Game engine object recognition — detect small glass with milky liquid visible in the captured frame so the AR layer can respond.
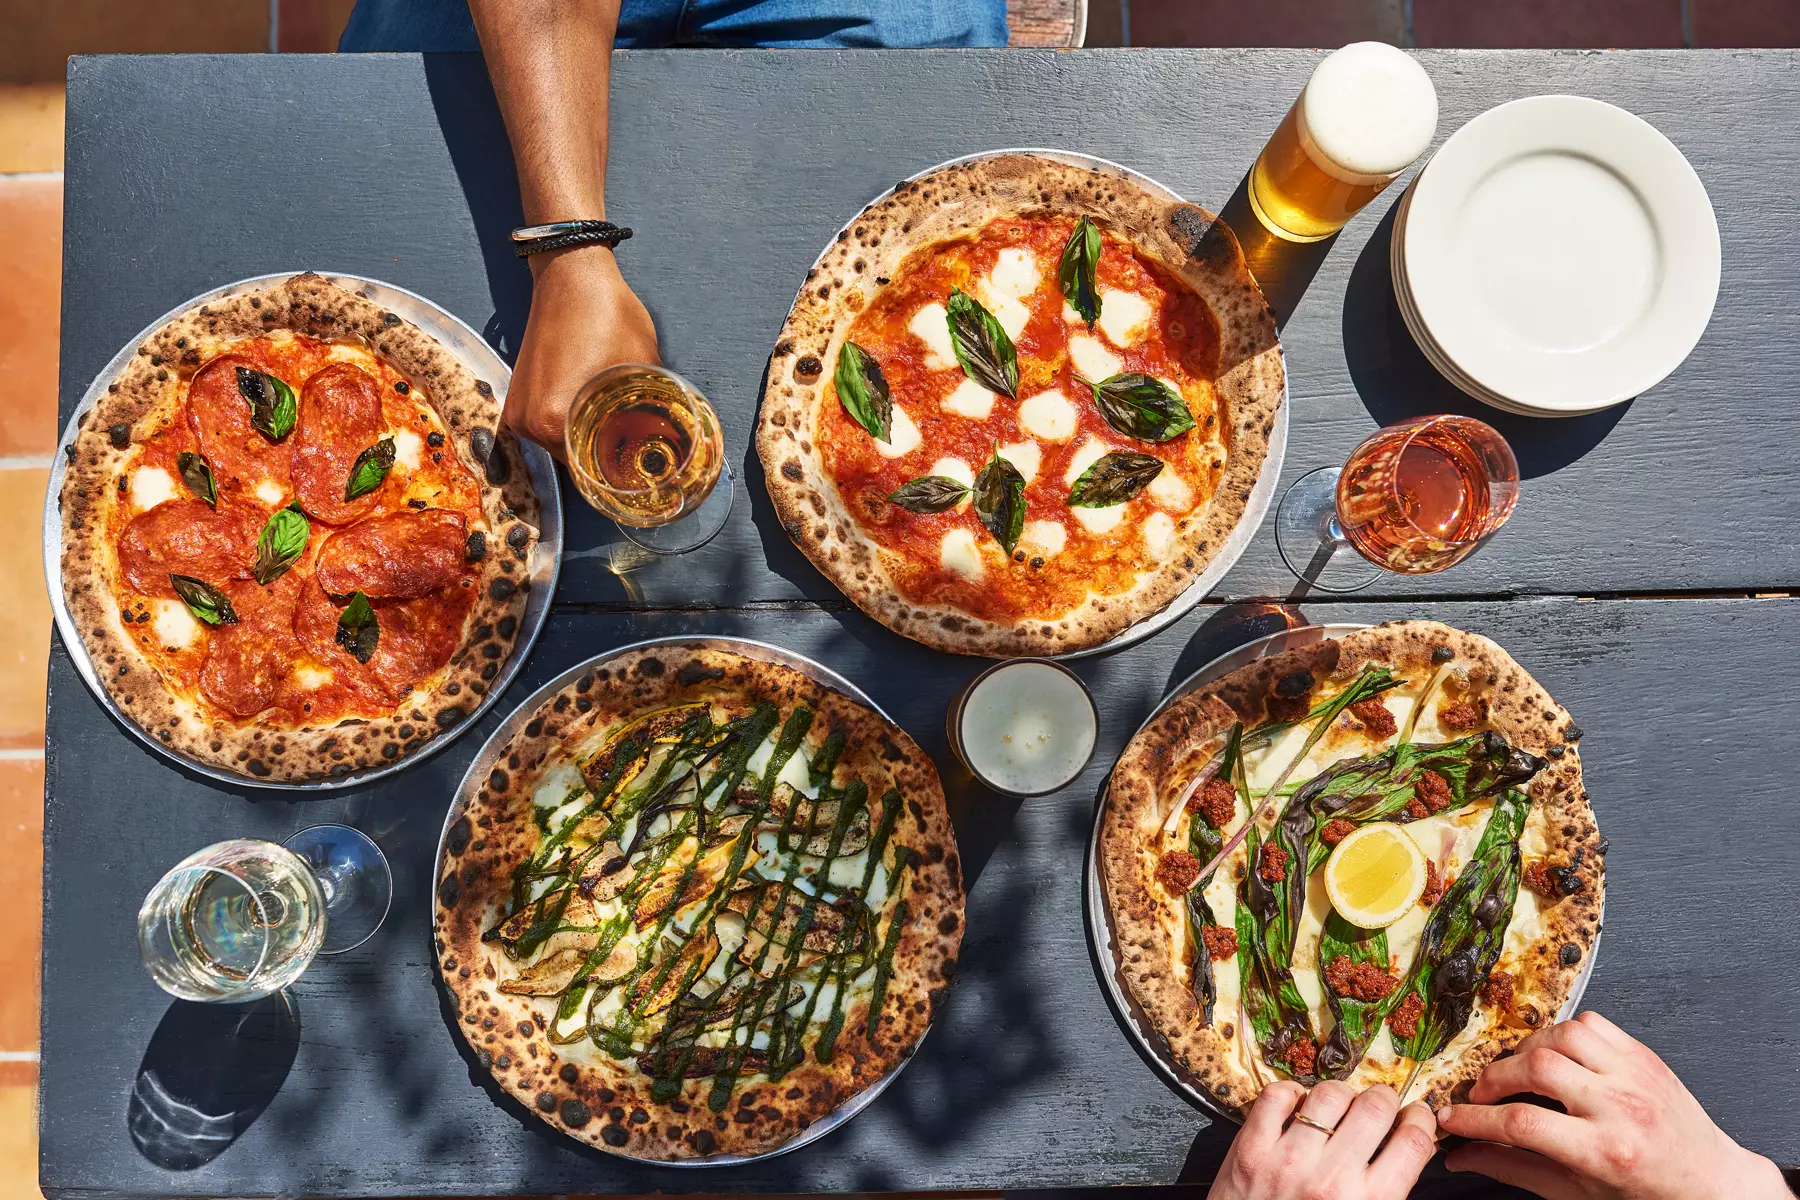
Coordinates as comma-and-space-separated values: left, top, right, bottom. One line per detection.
1248, 42, 1438, 243
565, 363, 736, 555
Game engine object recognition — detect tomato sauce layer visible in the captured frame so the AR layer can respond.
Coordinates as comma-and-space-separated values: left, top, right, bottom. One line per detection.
108, 333, 485, 727
818, 213, 1229, 623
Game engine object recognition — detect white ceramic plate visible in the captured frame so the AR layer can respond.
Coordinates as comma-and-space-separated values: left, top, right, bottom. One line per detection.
1400, 95, 1720, 415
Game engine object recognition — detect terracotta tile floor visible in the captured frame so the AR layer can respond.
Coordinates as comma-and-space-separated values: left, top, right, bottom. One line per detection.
2, 0, 1798, 1195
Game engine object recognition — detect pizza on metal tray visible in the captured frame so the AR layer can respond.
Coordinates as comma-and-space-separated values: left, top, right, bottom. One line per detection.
57, 273, 540, 783
758, 153, 1285, 656
434, 645, 964, 1161
1100, 621, 1604, 1114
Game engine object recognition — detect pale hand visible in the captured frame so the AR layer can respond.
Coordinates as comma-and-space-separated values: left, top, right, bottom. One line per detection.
1439, 1011, 1790, 1200
504, 246, 660, 459
1209, 1081, 1438, 1200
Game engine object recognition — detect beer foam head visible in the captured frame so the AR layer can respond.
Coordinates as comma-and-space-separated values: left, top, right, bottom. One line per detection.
1301, 42, 1438, 182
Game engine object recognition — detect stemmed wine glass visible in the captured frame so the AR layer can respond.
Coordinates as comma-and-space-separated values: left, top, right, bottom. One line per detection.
137, 824, 392, 1002
564, 363, 736, 555
1275, 414, 1519, 593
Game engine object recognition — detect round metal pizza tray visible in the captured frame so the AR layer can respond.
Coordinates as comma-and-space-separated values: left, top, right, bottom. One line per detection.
1085, 621, 1601, 1120
40, 271, 563, 792
433, 635, 922, 1168
787, 146, 1289, 661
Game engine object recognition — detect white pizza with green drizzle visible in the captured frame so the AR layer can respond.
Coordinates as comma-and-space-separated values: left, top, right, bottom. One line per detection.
1100, 621, 1603, 1114
434, 645, 964, 1160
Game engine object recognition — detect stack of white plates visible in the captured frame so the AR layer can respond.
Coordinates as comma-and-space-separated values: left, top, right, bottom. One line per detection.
1391, 95, 1721, 417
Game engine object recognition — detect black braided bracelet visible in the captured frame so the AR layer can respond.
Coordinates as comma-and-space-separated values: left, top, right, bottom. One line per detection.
509, 220, 634, 258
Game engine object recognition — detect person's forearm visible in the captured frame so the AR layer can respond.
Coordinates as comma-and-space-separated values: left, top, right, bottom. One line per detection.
468, 0, 622, 225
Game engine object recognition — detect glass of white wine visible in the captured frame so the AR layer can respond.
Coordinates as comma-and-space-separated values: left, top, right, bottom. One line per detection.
564, 363, 735, 555
137, 825, 392, 1003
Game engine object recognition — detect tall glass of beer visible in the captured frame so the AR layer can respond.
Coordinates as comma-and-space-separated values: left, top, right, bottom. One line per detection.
1248, 42, 1438, 243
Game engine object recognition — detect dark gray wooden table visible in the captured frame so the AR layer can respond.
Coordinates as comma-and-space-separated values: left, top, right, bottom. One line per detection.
42, 48, 1800, 1199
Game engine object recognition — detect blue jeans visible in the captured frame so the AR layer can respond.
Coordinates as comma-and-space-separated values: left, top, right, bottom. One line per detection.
339, 0, 1008, 50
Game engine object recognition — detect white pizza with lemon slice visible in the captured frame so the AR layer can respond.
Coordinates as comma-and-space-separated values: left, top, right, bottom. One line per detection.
1099, 621, 1603, 1114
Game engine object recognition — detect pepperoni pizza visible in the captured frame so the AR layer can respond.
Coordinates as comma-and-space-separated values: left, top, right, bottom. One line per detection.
758, 155, 1285, 656
58, 274, 542, 783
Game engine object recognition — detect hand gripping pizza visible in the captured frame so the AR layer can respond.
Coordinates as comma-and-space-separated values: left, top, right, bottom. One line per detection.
758, 154, 1285, 656
433, 645, 964, 1161
57, 273, 541, 783
1100, 622, 1604, 1113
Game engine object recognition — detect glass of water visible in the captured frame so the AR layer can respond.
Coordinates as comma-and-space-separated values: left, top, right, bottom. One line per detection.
137, 825, 393, 1002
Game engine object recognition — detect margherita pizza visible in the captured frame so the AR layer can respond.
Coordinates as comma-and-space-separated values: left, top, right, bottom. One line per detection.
758, 154, 1284, 657
58, 273, 542, 783
1100, 621, 1604, 1113
433, 645, 963, 1161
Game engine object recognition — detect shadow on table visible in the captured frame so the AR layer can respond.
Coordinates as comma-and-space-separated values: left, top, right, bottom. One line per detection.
1341, 204, 1632, 481
1216, 172, 1338, 333
419, 54, 532, 364
128, 991, 301, 1170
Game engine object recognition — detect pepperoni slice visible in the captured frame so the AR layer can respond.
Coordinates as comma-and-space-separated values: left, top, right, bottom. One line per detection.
187, 355, 293, 500
314, 509, 469, 600
199, 572, 304, 718
292, 577, 463, 703
117, 500, 260, 598
292, 363, 391, 526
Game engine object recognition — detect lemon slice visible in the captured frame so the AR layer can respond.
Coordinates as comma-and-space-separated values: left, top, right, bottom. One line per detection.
1324, 823, 1427, 928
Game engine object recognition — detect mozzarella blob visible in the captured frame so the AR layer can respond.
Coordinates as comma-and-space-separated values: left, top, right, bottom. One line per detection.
1070, 503, 1127, 534
1017, 389, 1078, 442
129, 467, 177, 513
997, 441, 1042, 485
987, 247, 1042, 299
1068, 334, 1124, 382
941, 377, 997, 420
874, 405, 922, 458
1095, 287, 1154, 347
1143, 510, 1176, 559
150, 598, 200, 649
392, 429, 424, 469
939, 528, 985, 581
908, 303, 956, 369
1021, 519, 1067, 557
1147, 469, 1194, 511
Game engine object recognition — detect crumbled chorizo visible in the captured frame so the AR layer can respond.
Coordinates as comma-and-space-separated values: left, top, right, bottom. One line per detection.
1281, 1034, 1318, 1077
1388, 992, 1425, 1039
1482, 970, 1515, 1013
1258, 844, 1290, 883
1156, 850, 1203, 894
1201, 924, 1239, 961
1419, 860, 1450, 907
1350, 697, 1397, 738
1325, 955, 1398, 1002
1188, 777, 1237, 829
1403, 795, 1430, 821
1440, 700, 1487, 731
1321, 819, 1357, 847
1414, 769, 1454, 813
1522, 854, 1585, 899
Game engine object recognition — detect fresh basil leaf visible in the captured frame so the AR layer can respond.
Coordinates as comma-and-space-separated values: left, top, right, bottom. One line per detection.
946, 287, 1019, 398
1085, 372, 1196, 442
252, 503, 310, 585
1068, 450, 1163, 507
973, 448, 1026, 554
234, 367, 298, 442
1059, 216, 1102, 329
176, 451, 216, 507
335, 590, 379, 664
888, 475, 971, 513
833, 342, 893, 442
169, 574, 238, 626
344, 438, 396, 502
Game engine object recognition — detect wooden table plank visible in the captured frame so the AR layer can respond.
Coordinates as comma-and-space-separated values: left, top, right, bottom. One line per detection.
57, 50, 1800, 609
39, 597, 1800, 1196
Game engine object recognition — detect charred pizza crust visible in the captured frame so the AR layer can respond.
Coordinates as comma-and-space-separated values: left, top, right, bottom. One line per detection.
434, 645, 964, 1161
757, 153, 1285, 657
1100, 621, 1603, 1115
58, 272, 541, 782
